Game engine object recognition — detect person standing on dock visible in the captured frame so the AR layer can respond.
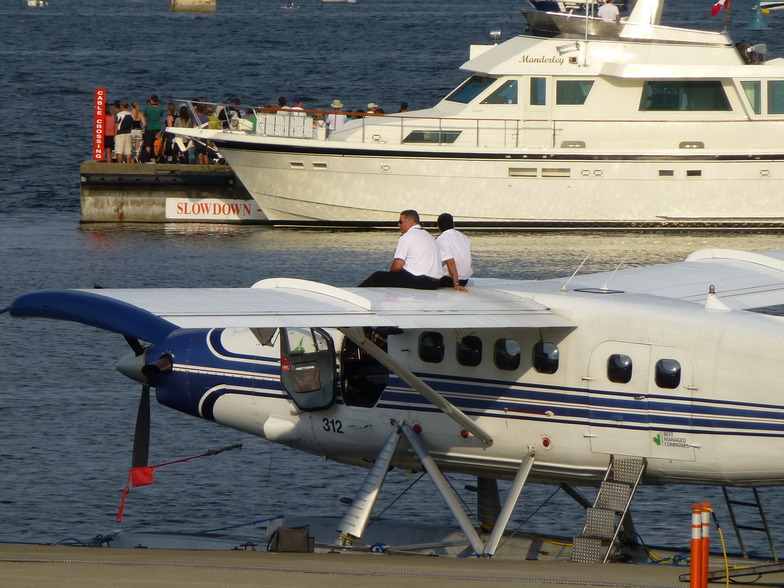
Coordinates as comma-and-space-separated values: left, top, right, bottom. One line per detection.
115, 101, 134, 164
358, 209, 442, 290
141, 95, 164, 163
103, 102, 118, 163
436, 213, 472, 291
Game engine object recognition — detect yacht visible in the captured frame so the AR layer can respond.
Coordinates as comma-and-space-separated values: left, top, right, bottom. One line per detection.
171, 0, 784, 228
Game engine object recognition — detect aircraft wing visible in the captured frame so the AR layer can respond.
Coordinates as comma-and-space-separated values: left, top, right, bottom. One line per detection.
478, 248, 784, 311
6, 278, 574, 340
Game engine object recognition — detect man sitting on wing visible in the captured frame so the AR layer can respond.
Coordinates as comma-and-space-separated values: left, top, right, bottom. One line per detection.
358, 209, 442, 289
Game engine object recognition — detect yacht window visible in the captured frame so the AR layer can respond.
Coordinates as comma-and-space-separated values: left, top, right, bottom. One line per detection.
607, 354, 632, 383
481, 80, 519, 104
533, 341, 559, 374
419, 331, 445, 363
403, 130, 462, 144
446, 76, 496, 104
655, 359, 681, 389
530, 77, 547, 106
742, 81, 762, 114
768, 81, 784, 114
639, 81, 731, 111
457, 335, 482, 366
556, 80, 594, 105
494, 338, 521, 371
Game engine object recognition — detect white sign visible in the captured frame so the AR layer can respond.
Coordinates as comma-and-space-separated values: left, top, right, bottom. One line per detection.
166, 198, 267, 221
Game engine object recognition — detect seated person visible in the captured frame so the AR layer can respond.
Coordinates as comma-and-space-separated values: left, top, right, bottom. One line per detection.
358, 209, 442, 289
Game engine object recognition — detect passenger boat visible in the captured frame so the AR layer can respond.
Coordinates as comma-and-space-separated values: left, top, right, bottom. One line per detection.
171, 0, 784, 229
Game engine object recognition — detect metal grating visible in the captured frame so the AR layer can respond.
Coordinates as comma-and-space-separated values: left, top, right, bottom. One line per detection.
572, 537, 608, 563
584, 508, 617, 538
596, 482, 631, 512
611, 457, 645, 484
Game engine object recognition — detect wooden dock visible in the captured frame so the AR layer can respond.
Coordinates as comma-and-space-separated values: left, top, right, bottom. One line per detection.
79, 161, 267, 224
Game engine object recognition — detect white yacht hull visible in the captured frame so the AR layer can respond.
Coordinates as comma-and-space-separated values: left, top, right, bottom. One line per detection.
220, 141, 784, 228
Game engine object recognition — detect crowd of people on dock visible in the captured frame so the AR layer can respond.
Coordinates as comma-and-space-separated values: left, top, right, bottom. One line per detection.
101, 94, 409, 164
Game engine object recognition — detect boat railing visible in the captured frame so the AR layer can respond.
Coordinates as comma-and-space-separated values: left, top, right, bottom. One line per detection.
182, 100, 526, 148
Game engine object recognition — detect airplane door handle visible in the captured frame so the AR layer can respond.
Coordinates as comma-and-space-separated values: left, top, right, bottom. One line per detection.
634, 395, 647, 400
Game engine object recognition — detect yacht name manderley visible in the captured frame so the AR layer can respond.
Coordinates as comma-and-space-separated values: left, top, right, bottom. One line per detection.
520, 55, 565, 65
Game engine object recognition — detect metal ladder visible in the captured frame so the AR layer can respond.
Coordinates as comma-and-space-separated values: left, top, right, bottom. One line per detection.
571, 456, 646, 563
722, 487, 778, 561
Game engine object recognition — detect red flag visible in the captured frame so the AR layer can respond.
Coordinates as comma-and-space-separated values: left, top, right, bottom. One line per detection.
711, 0, 730, 16
131, 466, 155, 487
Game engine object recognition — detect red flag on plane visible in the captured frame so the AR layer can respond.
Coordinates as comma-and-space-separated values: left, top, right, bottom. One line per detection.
711, 0, 730, 16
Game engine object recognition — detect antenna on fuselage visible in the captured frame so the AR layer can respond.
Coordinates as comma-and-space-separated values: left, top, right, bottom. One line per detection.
601, 252, 630, 290
561, 252, 592, 292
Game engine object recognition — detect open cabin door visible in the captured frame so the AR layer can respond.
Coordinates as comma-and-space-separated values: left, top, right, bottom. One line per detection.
587, 342, 696, 460
280, 327, 336, 411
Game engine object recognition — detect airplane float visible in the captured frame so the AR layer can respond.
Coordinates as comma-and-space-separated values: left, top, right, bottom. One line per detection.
5, 247, 784, 562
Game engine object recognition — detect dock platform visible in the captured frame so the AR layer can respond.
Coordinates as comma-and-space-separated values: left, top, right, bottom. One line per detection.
79, 161, 267, 224
0, 542, 697, 587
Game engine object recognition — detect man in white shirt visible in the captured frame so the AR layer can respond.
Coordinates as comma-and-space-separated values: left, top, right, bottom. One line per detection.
598, 0, 620, 22
358, 210, 442, 289
436, 213, 473, 291
326, 99, 347, 137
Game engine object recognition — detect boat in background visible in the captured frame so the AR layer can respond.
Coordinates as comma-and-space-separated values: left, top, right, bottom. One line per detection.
27, 0, 47, 6
171, 0, 784, 229
761, 1, 784, 11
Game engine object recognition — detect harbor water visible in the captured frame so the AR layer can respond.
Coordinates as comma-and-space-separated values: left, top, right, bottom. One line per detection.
3, 0, 784, 556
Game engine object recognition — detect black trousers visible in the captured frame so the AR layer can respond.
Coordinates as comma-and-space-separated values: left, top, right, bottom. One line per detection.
439, 276, 468, 288
359, 270, 440, 290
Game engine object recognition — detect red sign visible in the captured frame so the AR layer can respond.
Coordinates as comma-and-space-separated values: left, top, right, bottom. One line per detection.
93, 88, 106, 161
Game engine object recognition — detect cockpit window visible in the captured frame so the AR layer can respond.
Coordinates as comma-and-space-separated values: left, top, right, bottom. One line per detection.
446, 76, 496, 103
481, 80, 519, 104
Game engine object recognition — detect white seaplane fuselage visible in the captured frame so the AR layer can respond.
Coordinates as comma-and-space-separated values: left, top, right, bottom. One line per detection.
200, 281, 784, 488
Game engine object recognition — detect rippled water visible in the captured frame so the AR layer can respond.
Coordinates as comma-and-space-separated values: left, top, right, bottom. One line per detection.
3, 0, 784, 556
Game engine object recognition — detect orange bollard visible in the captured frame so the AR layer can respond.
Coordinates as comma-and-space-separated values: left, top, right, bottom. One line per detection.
701, 502, 712, 586
690, 504, 704, 588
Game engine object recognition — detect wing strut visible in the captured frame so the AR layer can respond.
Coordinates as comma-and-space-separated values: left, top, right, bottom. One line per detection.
338, 327, 493, 446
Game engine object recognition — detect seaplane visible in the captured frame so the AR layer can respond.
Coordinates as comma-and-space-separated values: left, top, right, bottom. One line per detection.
6, 247, 784, 561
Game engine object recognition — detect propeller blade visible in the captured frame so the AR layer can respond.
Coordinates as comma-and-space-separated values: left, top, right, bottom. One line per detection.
124, 335, 145, 356
131, 385, 151, 468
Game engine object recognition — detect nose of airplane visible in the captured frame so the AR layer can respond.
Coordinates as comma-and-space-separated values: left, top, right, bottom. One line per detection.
116, 348, 173, 384
116, 349, 148, 384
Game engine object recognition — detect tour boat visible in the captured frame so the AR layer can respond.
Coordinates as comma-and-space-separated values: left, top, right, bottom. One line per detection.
171, 0, 784, 228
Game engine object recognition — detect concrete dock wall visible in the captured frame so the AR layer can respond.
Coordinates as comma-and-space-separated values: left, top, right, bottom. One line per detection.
170, 0, 216, 13
80, 161, 267, 224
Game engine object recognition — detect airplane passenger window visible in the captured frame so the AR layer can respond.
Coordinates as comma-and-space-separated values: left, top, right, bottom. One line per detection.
607, 354, 632, 383
457, 335, 482, 367
494, 338, 521, 371
419, 331, 445, 363
533, 341, 559, 374
655, 359, 681, 389
481, 80, 519, 104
